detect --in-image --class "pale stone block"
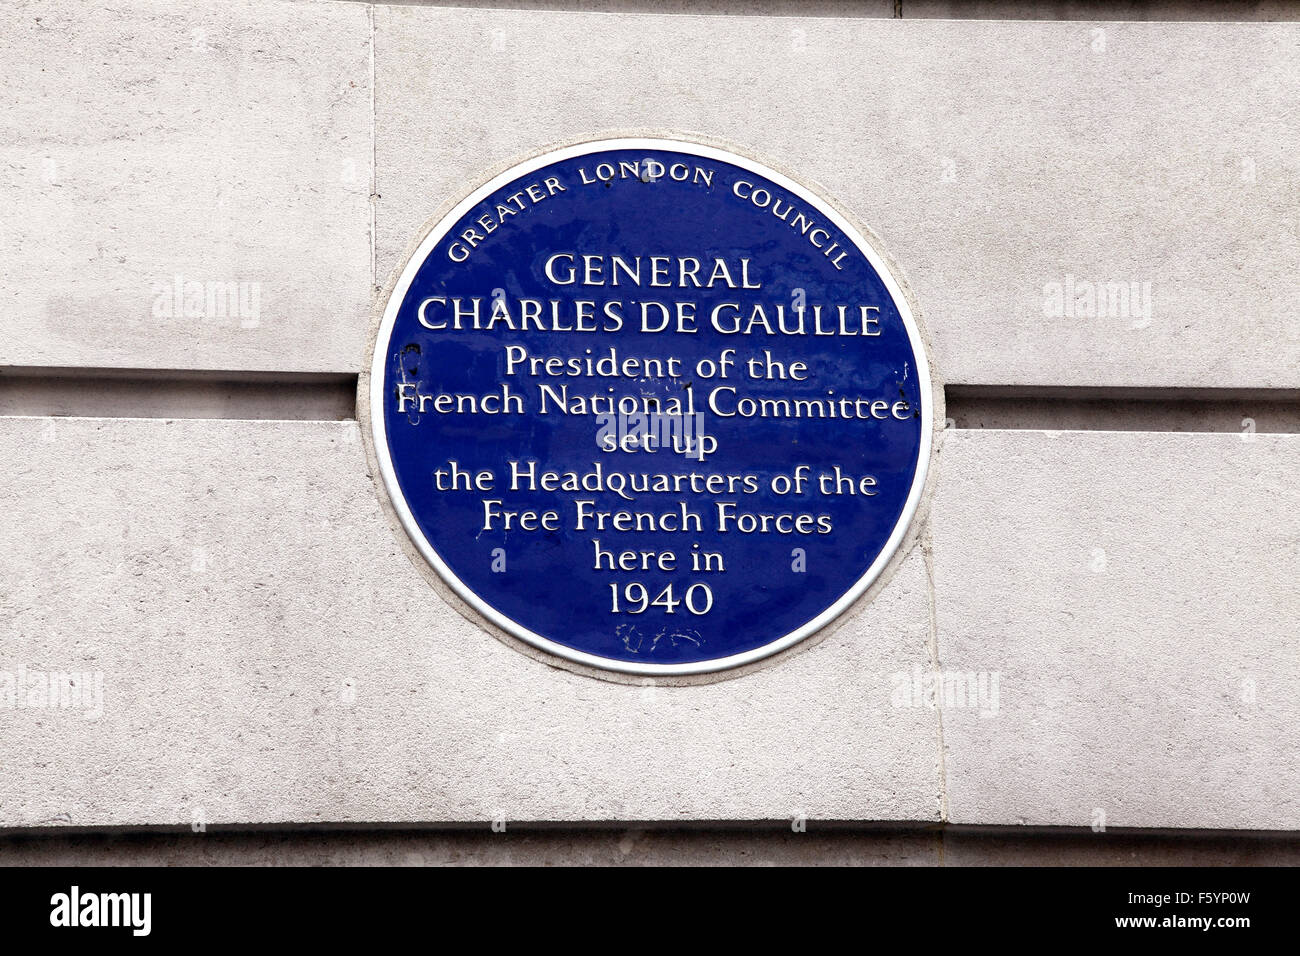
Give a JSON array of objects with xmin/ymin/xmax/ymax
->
[
  {"xmin": 0, "ymin": 0, "xmax": 372, "ymax": 372},
  {"xmin": 933, "ymin": 429, "xmax": 1300, "ymax": 830},
  {"xmin": 0, "ymin": 416, "xmax": 940, "ymax": 828},
  {"xmin": 375, "ymin": 9, "xmax": 1300, "ymax": 388}
]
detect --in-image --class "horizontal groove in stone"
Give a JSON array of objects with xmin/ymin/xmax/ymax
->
[
  {"xmin": 5, "ymin": 370, "xmax": 1299, "ymax": 433},
  {"xmin": 348, "ymin": 0, "xmax": 1300, "ymax": 21},
  {"xmin": 0, "ymin": 368, "xmax": 357, "ymax": 422},
  {"xmin": 946, "ymin": 385, "xmax": 1300, "ymax": 433},
  {"xmin": 0, "ymin": 824, "xmax": 1295, "ymax": 866}
]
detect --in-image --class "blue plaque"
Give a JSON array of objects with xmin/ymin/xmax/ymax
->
[{"xmin": 365, "ymin": 138, "xmax": 935, "ymax": 676}]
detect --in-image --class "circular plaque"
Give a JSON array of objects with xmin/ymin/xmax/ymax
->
[{"xmin": 365, "ymin": 137, "xmax": 935, "ymax": 676}]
